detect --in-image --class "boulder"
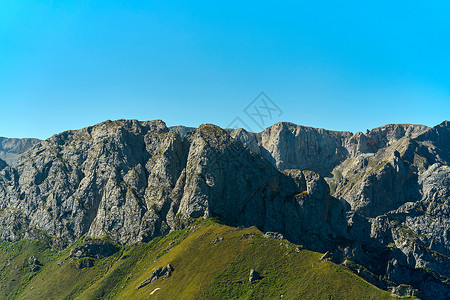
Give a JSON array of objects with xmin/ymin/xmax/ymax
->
[
  {"xmin": 249, "ymin": 269, "xmax": 260, "ymax": 282},
  {"xmin": 76, "ymin": 258, "xmax": 94, "ymax": 269},
  {"xmin": 137, "ymin": 264, "xmax": 173, "ymax": 289}
]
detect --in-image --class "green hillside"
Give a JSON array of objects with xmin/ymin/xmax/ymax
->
[{"xmin": 0, "ymin": 219, "xmax": 410, "ymax": 299}]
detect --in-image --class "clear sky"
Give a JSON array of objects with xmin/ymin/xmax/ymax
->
[{"xmin": 1, "ymin": 1, "xmax": 449, "ymax": 139}]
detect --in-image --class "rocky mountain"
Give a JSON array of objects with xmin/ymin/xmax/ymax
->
[
  {"xmin": 0, "ymin": 119, "xmax": 449, "ymax": 299},
  {"xmin": 231, "ymin": 121, "xmax": 450, "ymax": 299},
  {"xmin": 0, "ymin": 120, "xmax": 345, "ymax": 251},
  {"xmin": 231, "ymin": 122, "xmax": 353, "ymax": 176},
  {"xmin": 0, "ymin": 137, "xmax": 40, "ymax": 166}
]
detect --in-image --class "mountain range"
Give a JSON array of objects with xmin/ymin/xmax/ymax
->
[{"xmin": 0, "ymin": 119, "xmax": 449, "ymax": 299}]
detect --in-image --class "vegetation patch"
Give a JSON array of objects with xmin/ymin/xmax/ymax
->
[{"xmin": 0, "ymin": 219, "xmax": 405, "ymax": 299}]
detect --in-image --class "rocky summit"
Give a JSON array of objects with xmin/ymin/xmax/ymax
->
[{"xmin": 0, "ymin": 119, "xmax": 449, "ymax": 299}]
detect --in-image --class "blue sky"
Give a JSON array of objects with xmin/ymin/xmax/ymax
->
[{"xmin": 1, "ymin": 1, "xmax": 449, "ymax": 139}]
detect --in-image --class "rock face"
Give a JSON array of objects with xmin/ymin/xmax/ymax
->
[
  {"xmin": 0, "ymin": 120, "xmax": 344, "ymax": 253},
  {"xmin": 330, "ymin": 122, "xmax": 450, "ymax": 300},
  {"xmin": 69, "ymin": 239, "xmax": 119, "ymax": 259},
  {"xmin": 0, "ymin": 119, "xmax": 449, "ymax": 299},
  {"xmin": 391, "ymin": 284, "xmax": 422, "ymax": 298},
  {"xmin": 0, "ymin": 158, "xmax": 7, "ymax": 171},
  {"xmin": 231, "ymin": 123, "xmax": 352, "ymax": 176},
  {"xmin": 0, "ymin": 137, "xmax": 40, "ymax": 166}
]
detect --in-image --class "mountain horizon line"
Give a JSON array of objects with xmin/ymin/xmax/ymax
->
[{"xmin": 2, "ymin": 119, "xmax": 448, "ymax": 141}]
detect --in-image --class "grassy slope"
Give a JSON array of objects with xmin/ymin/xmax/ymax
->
[
  {"xmin": 0, "ymin": 220, "xmax": 406, "ymax": 300},
  {"xmin": 0, "ymin": 239, "xmax": 58, "ymax": 299}
]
